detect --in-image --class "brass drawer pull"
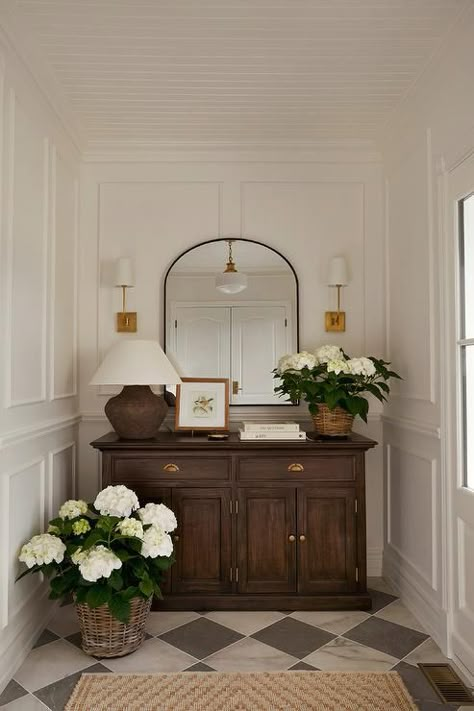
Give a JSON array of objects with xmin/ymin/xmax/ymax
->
[
  {"xmin": 299, "ymin": 534, "xmax": 306, "ymax": 542},
  {"xmin": 288, "ymin": 535, "xmax": 296, "ymax": 542},
  {"xmin": 163, "ymin": 463, "xmax": 180, "ymax": 472},
  {"xmin": 288, "ymin": 463, "xmax": 304, "ymax": 473},
  {"xmin": 173, "ymin": 535, "xmax": 180, "ymax": 542}
]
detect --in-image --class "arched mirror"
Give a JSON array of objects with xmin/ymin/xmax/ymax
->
[{"xmin": 164, "ymin": 238, "xmax": 299, "ymax": 405}]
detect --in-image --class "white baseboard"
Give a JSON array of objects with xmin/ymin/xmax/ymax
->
[
  {"xmin": 0, "ymin": 589, "xmax": 57, "ymax": 694},
  {"xmin": 383, "ymin": 546, "xmax": 448, "ymax": 654},
  {"xmin": 367, "ymin": 547, "xmax": 383, "ymax": 577}
]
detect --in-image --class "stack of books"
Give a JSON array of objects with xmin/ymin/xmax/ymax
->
[{"xmin": 238, "ymin": 421, "xmax": 306, "ymax": 441}]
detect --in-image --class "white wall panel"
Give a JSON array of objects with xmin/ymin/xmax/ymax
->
[
  {"xmin": 49, "ymin": 443, "xmax": 75, "ymax": 519},
  {"xmin": 387, "ymin": 444, "xmax": 437, "ymax": 589},
  {"xmin": 5, "ymin": 92, "xmax": 48, "ymax": 408},
  {"xmin": 50, "ymin": 148, "xmax": 78, "ymax": 400},
  {"xmin": 5, "ymin": 459, "xmax": 44, "ymax": 625}
]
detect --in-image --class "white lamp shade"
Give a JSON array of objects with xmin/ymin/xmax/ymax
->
[
  {"xmin": 215, "ymin": 271, "xmax": 248, "ymax": 294},
  {"xmin": 114, "ymin": 257, "xmax": 134, "ymax": 287},
  {"xmin": 90, "ymin": 340, "xmax": 181, "ymax": 386},
  {"xmin": 327, "ymin": 256, "xmax": 349, "ymax": 286}
]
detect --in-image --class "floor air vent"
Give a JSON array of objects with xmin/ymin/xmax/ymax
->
[{"xmin": 418, "ymin": 663, "xmax": 474, "ymax": 705}]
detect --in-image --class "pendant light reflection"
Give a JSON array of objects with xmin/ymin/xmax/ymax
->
[{"xmin": 215, "ymin": 240, "xmax": 248, "ymax": 294}]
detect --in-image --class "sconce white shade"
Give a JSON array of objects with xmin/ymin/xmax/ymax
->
[
  {"xmin": 114, "ymin": 257, "xmax": 134, "ymax": 287},
  {"xmin": 90, "ymin": 339, "xmax": 181, "ymax": 386},
  {"xmin": 215, "ymin": 271, "xmax": 248, "ymax": 294},
  {"xmin": 327, "ymin": 256, "xmax": 349, "ymax": 286}
]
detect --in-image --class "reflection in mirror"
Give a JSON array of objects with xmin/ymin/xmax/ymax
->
[{"xmin": 165, "ymin": 239, "xmax": 298, "ymax": 405}]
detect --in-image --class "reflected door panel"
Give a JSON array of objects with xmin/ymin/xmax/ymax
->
[{"xmin": 171, "ymin": 306, "xmax": 231, "ymax": 379}]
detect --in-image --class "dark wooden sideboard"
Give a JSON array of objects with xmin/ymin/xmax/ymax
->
[{"xmin": 91, "ymin": 431, "xmax": 377, "ymax": 611}]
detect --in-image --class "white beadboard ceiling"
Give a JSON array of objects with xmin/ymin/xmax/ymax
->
[{"xmin": 4, "ymin": 0, "xmax": 470, "ymax": 152}]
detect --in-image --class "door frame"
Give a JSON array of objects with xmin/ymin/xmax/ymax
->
[{"xmin": 441, "ymin": 150, "xmax": 474, "ymax": 680}]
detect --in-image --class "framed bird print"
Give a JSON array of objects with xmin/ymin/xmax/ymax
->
[{"xmin": 174, "ymin": 378, "xmax": 229, "ymax": 431}]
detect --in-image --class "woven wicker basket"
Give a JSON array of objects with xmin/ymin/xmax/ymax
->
[
  {"xmin": 312, "ymin": 404, "xmax": 354, "ymax": 437},
  {"xmin": 75, "ymin": 596, "xmax": 152, "ymax": 658}
]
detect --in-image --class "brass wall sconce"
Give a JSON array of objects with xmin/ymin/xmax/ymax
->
[
  {"xmin": 115, "ymin": 257, "xmax": 137, "ymax": 332},
  {"xmin": 325, "ymin": 256, "xmax": 349, "ymax": 332}
]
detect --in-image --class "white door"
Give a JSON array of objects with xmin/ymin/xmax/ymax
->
[
  {"xmin": 231, "ymin": 306, "xmax": 290, "ymax": 405},
  {"xmin": 446, "ymin": 154, "xmax": 474, "ymax": 675},
  {"xmin": 170, "ymin": 306, "xmax": 231, "ymax": 378}
]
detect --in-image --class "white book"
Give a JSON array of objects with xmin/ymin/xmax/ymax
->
[
  {"xmin": 239, "ymin": 429, "xmax": 306, "ymax": 441},
  {"xmin": 241, "ymin": 421, "xmax": 300, "ymax": 433}
]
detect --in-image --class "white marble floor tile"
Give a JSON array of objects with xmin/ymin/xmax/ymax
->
[
  {"xmin": 46, "ymin": 605, "xmax": 79, "ymax": 638},
  {"xmin": 13, "ymin": 640, "xmax": 93, "ymax": 692},
  {"xmin": 204, "ymin": 611, "xmax": 285, "ymax": 636},
  {"xmin": 204, "ymin": 637, "xmax": 297, "ymax": 672},
  {"xmin": 102, "ymin": 637, "xmax": 197, "ymax": 674},
  {"xmin": 367, "ymin": 577, "xmax": 397, "ymax": 595},
  {"xmin": 289, "ymin": 610, "xmax": 370, "ymax": 635},
  {"xmin": 403, "ymin": 638, "xmax": 451, "ymax": 666},
  {"xmin": 146, "ymin": 611, "xmax": 201, "ymax": 636},
  {"xmin": 1, "ymin": 694, "xmax": 48, "ymax": 710},
  {"xmin": 304, "ymin": 637, "xmax": 398, "ymax": 672},
  {"xmin": 375, "ymin": 600, "xmax": 426, "ymax": 633}
]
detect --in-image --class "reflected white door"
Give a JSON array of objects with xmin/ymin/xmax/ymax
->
[
  {"xmin": 231, "ymin": 306, "xmax": 290, "ymax": 405},
  {"xmin": 171, "ymin": 306, "xmax": 231, "ymax": 378},
  {"xmin": 446, "ymin": 154, "xmax": 474, "ymax": 676}
]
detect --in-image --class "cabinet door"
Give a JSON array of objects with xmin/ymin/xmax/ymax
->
[
  {"xmin": 237, "ymin": 488, "xmax": 296, "ymax": 593},
  {"xmin": 171, "ymin": 488, "xmax": 232, "ymax": 594},
  {"xmin": 297, "ymin": 488, "xmax": 357, "ymax": 594}
]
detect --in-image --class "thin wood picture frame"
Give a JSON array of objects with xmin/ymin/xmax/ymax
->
[{"xmin": 175, "ymin": 377, "xmax": 230, "ymax": 431}]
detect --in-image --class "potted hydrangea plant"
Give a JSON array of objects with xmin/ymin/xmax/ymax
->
[
  {"xmin": 17, "ymin": 485, "xmax": 176, "ymax": 657},
  {"xmin": 274, "ymin": 344, "xmax": 400, "ymax": 436}
]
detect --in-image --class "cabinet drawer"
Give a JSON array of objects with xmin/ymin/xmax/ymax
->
[
  {"xmin": 111, "ymin": 456, "xmax": 230, "ymax": 482},
  {"xmin": 238, "ymin": 456, "xmax": 355, "ymax": 481}
]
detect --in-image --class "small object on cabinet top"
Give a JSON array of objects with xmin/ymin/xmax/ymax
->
[{"xmin": 208, "ymin": 432, "xmax": 230, "ymax": 441}]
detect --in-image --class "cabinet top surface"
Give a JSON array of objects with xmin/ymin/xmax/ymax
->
[{"xmin": 91, "ymin": 430, "xmax": 377, "ymax": 451}]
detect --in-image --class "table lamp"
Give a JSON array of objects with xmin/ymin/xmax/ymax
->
[{"xmin": 90, "ymin": 340, "xmax": 182, "ymax": 439}]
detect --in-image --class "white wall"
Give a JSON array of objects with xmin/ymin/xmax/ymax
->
[
  {"xmin": 78, "ymin": 150, "xmax": 386, "ymax": 576},
  {"xmin": 0, "ymin": 30, "xmax": 80, "ymax": 691},
  {"xmin": 381, "ymin": 4, "xmax": 474, "ymax": 678}
]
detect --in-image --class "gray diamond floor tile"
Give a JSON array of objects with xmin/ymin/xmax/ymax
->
[
  {"xmin": 0, "ymin": 695, "xmax": 48, "ymax": 710},
  {"xmin": 414, "ymin": 701, "xmax": 461, "ymax": 710},
  {"xmin": 392, "ymin": 661, "xmax": 443, "ymax": 705},
  {"xmin": 159, "ymin": 617, "xmax": 243, "ymax": 659},
  {"xmin": 368, "ymin": 588, "xmax": 399, "ymax": 613},
  {"xmin": 251, "ymin": 617, "xmax": 336, "ymax": 659},
  {"xmin": 288, "ymin": 661, "xmax": 320, "ymax": 670},
  {"xmin": 33, "ymin": 663, "xmax": 110, "ymax": 711},
  {"xmin": 184, "ymin": 662, "xmax": 216, "ymax": 672},
  {"xmin": 344, "ymin": 616, "xmax": 429, "ymax": 659},
  {"xmin": 33, "ymin": 630, "xmax": 60, "ymax": 649},
  {"xmin": 0, "ymin": 680, "xmax": 28, "ymax": 706}
]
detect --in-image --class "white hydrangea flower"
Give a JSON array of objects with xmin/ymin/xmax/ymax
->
[
  {"xmin": 94, "ymin": 485, "xmax": 139, "ymax": 518},
  {"xmin": 315, "ymin": 345, "xmax": 344, "ymax": 364},
  {"xmin": 277, "ymin": 351, "xmax": 317, "ymax": 373},
  {"xmin": 326, "ymin": 358, "xmax": 350, "ymax": 375},
  {"xmin": 347, "ymin": 357, "xmax": 376, "ymax": 377},
  {"xmin": 138, "ymin": 503, "xmax": 177, "ymax": 533},
  {"xmin": 58, "ymin": 499, "xmax": 88, "ymax": 520},
  {"xmin": 141, "ymin": 525, "xmax": 173, "ymax": 559},
  {"xmin": 116, "ymin": 517, "xmax": 144, "ymax": 540},
  {"xmin": 19, "ymin": 534, "xmax": 66, "ymax": 568},
  {"xmin": 77, "ymin": 545, "xmax": 122, "ymax": 582},
  {"xmin": 71, "ymin": 547, "xmax": 87, "ymax": 565}
]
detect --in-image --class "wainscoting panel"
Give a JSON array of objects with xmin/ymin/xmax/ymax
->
[
  {"xmin": 48, "ymin": 442, "xmax": 76, "ymax": 519},
  {"xmin": 5, "ymin": 91, "xmax": 48, "ymax": 408},
  {"xmin": 5, "ymin": 459, "xmax": 45, "ymax": 627},
  {"xmin": 50, "ymin": 147, "xmax": 78, "ymax": 401}
]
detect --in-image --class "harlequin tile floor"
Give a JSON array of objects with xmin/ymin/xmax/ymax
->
[{"xmin": 1, "ymin": 579, "xmax": 471, "ymax": 711}]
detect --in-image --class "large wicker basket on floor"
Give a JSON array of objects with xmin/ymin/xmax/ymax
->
[
  {"xmin": 75, "ymin": 596, "xmax": 152, "ymax": 658},
  {"xmin": 312, "ymin": 404, "xmax": 354, "ymax": 436}
]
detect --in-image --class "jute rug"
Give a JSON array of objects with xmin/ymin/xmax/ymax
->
[{"xmin": 65, "ymin": 671, "xmax": 418, "ymax": 710}]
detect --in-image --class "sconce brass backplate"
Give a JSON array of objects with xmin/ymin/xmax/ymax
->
[
  {"xmin": 325, "ymin": 311, "xmax": 346, "ymax": 332},
  {"xmin": 117, "ymin": 312, "xmax": 137, "ymax": 332}
]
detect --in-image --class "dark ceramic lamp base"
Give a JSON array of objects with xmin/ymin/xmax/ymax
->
[{"xmin": 105, "ymin": 385, "xmax": 168, "ymax": 439}]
